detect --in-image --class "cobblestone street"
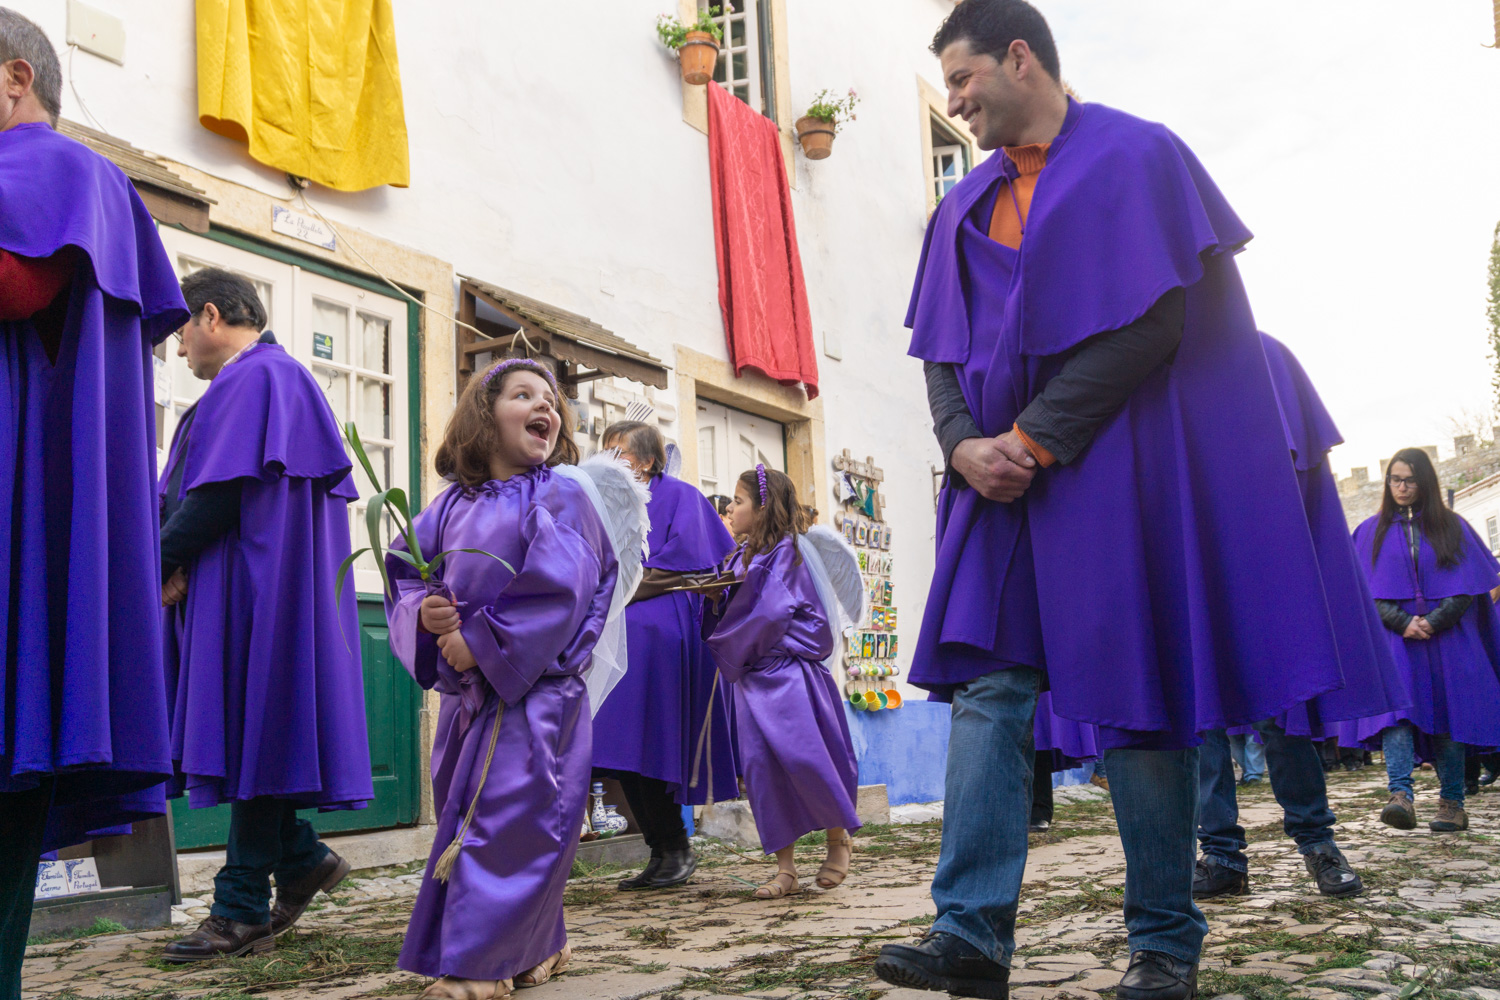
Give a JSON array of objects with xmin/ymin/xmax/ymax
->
[{"xmin": 22, "ymin": 768, "xmax": 1500, "ymax": 1000}]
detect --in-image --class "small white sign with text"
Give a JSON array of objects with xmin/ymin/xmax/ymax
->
[
  {"xmin": 271, "ymin": 206, "xmax": 337, "ymax": 251},
  {"xmin": 34, "ymin": 858, "xmax": 103, "ymax": 899}
]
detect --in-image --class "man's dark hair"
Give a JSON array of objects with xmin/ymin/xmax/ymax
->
[
  {"xmin": 601, "ymin": 420, "xmax": 667, "ymax": 478},
  {"xmin": 931, "ymin": 0, "xmax": 1061, "ymax": 82},
  {"xmin": 0, "ymin": 8, "xmax": 63, "ymax": 123},
  {"xmin": 181, "ymin": 268, "xmax": 268, "ymax": 331}
]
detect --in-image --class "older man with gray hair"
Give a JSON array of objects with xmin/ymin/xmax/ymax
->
[{"xmin": 0, "ymin": 10, "xmax": 186, "ymax": 998}]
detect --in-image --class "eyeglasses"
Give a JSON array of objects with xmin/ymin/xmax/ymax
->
[{"xmin": 1387, "ymin": 476, "xmax": 1418, "ymax": 488}]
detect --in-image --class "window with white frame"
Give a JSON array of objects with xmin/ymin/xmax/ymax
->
[
  {"xmin": 703, "ymin": 0, "xmax": 776, "ymax": 120},
  {"xmin": 931, "ymin": 115, "xmax": 972, "ymax": 206},
  {"xmin": 1488, "ymin": 515, "xmax": 1498, "ymax": 554}
]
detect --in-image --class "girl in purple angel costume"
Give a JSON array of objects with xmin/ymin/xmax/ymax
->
[
  {"xmin": 384, "ymin": 358, "xmax": 647, "ymax": 1000},
  {"xmin": 704, "ymin": 466, "xmax": 865, "ymax": 899}
]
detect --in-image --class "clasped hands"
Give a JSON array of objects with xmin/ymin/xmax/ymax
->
[
  {"xmin": 420, "ymin": 594, "xmax": 479, "ymax": 672},
  {"xmin": 951, "ymin": 430, "xmax": 1038, "ymax": 503},
  {"xmin": 1402, "ymin": 617, "xmax": 1434, "ymax": 641}
]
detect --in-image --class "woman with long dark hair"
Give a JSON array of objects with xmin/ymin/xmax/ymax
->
[{"xmin": 1348, "ymin": 448, "xmax": 1500, "ymax": 834}]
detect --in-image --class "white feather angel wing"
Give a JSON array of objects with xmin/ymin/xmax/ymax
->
[
  {"xmin": 796, "ymin": 525, "xmax": 866, "ymax": 649},
  {"xmin": 554, "ymin": 455, "xmax": 651, "ymax": 715}
]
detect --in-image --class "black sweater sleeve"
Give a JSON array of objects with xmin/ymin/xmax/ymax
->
[
  {"xmin": 924, "ymin": 361, "xmax": 982, "ymax": 468},
  {"xmin": 1015, "ymin": 287, "xmax": 1186, "ymax": 465},
  {"xmin": 1375, "ymin": 599, "xmax": 1414, "ymax": 634},
  {"xmin": 1422, "ymin": 594, "xmax": 1473, "ymax": 633},
  {"xmin": 160, "ymin": 480, "xmax": 243, "ymax": 582}
]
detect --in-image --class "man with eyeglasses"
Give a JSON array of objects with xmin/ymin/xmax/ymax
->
[
  {"xmin": 0, "ymin": 11, "xmax": 185, "ymax": 997},
  {"xmin": 159, "ymin": 268, "xmax": 372, "ymax": 963}
]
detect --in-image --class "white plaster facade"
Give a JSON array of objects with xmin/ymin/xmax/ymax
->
[{"xmin": 1454, "ymin": 474, "xmax": 1500, "ymax": 557}]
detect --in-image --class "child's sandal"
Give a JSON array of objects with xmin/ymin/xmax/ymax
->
[
  {"xmin": 753, "ymin": 871, "xmax": 802, "ymax": 899},
  {"xmin": 420, "ymin": 977, "xmax": 514, "ymax": 1000},
  {"xmin": 515, "ymin": 944, "xmax": 571, "ymax": 988},
  {"xmin": 815, "ymin": 834, "xmax": 853, "ymax": 889}
]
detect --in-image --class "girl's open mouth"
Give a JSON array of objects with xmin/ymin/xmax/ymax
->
[{"xmin": 526, "ymin": 417, "xmax": 550, "ymax": 442}]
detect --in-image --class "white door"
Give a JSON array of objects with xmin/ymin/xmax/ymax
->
[
  {"xmin": 696, "ymin": 399, "xmax": 785, "ymax": 500},
  {"xmin": 154, "ymin": 229, "xmax": 409, "ymax": 595}
]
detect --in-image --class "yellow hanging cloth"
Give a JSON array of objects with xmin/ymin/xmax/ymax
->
[{"xmin": 196, "ymin": 0, "xmax": 410, "ymax": 191}]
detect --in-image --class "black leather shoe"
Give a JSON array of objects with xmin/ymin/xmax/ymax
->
[
  {"xmin": 269, "ymin": 850, "xmax": 350, "ymax": 936},
  {"xmin": 1480, "ymin": 768, "xmax": 1498, "ymax": 787},
  {"xmin": 1116, "ymin": 951, "xmax": 1198, "ymax": 999},
  {"xmin": 617, "ymin": 855, "xmax": 664, "ymax": 890},
  {"xmin": 874, "ymin": 931, "xmax": 1010, "ymax": 999},
  {"xmin": 1191, "ymin": 857, "xmax": 1248, "ymax": 899},
  {"xmin": 162, "ymin": 915, "xmax": 275, "ymax": 962},
  {"xmin": 1303, "ymin": 843, "xmax": 1362, "ymax": 897},
  {"xmin": 1028, "ymin": 814, "xmax": 1051, "ymax": 833},
  {"xmin": 631, "ymin": 847, "xmax": 696, "ymax": 889}
]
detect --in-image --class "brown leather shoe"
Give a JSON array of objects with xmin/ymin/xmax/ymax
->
[
  {"xmin": 1430, "ymin": 798, "xmax": 1469, "ymax": 832},
  {"xmin": 162, "ymin": 915, "xmax": 274, "ymax": 962},
  {"xmin": 269, "ymin": 850, "xmax": 351, "ymax": 936},
  {"xmin": 1380, "ymin": 791, "xmax": 1417, "ymax": 830}
]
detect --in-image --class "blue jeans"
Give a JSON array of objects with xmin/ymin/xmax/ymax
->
[
  {"xmin": 1198, "ymin": 721, "xmax": 1337, "ymax": 872},
  {"xmin": 1227, "ymin": 732, "xmax": 1266, "ymax": 781},
  {"xmin": 211, "ymin": 798, "xmax": 330, "ymax": 925},
  {"xmin": 1382, "ymin": 725, "xmax": 1468, "ymax": 805},
  {"xmin": 931, "ymin": 667, "xmax": 1207, "ymax": 966}
]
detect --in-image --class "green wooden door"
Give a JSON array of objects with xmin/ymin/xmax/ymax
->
[{"xmin": 171, "ymin": 599, "xmax": 421, "ymax": 849}]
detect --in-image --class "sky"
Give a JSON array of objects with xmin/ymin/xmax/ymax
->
[{"xmin": 1039, "ymin": 0, "xmax": 1500, "ymax": 478}]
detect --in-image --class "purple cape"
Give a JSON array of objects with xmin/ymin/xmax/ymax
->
[
  {"xmin": 385, "ymin": 469, "xmax": 618, "ymax": 980},
  {"xmin": 592, "ymin": 474, "xmax": 739, "ymax": 803},
  {"xmin": 160, "ymin": 343, "xmax": 372, "ymax": 810},
  {"xmin": 907, "ymin": 100, "xmax": 1344, "ymax": 744},
  {"xmin": 704, "ymin": 539, "xmax": 861, "ymax": 854},
  {"xmin": 1034, "ymin": 691, "xmax": 1100, "ymax": 770},
  {"xmin": 1341, "ymin": 513, "xmax": 1500, "ymax": 746},
  {"xmin": 1259, "ymin": 334, "xmax": 1407, "ymax": 736},
  {"xmin": 0, "ymin": 123, "xmax": 185, "ymax": 850}
]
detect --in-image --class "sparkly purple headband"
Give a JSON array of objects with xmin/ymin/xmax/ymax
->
[
  {"xmin": 755, "ymin": 463, "xmax": 768, "ymax": 506},
  {"xmin": 479, "ymin": 357, "xmax": 558, "ymax": 393}
]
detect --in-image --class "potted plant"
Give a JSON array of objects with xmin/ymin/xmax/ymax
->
[
  {"xmin": 796, "ymin": 88, "xmax": 859, "ymax": 160},
  {"xmin": 656, "ymin": 8, "xmax": 724, "ymax": 86}
]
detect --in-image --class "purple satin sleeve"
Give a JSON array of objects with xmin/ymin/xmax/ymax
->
[
  {"xmin": 705, "ymin": 561, "xmax": 799, "ymax": 684},
  {"xmin": 458, "ymin": 503, "xmax": 606, "ymax": 707},
  {"xmin": 388, "ymin": 579, "xmax": 444, "ymax": 690}
]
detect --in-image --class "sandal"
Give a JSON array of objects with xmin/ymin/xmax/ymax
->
[
  {"xmin": 420, "ymin": 976, "xmax": 514, "ymax": 1000},
  {"xmin": 753, "ymin": 870, "xmax": 802, "ymax": 899},
  {"xmin": 816, "ymin": 834, "xmax": 852, "ymax": 889},
  {"xmin": 515, "ymin": 944, "xmax": 572, "ymax": 988}
]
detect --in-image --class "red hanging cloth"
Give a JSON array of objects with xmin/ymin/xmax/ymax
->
[{"xmin": 706, "ymin": 83, "xmax": 819, "ymax": 399}]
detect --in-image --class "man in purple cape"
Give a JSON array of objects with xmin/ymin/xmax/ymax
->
[
  {"xmin": 0, "ymin": 13, "xmax": 184, "ymax": 995},
  {"xmin": 159, "ymin": 269, "xmax": 372, "ymax": 962},
  {"xmin": 591, "ymin": 422, "xmax": 739, "ymax": 890},
  {"xmin": 875, "ymin": 4, "xmax": 1352, "ymax": 999},
  {"xmin": 1194, "ymin": 334, "xmax": 1407, "ymax": 902}
]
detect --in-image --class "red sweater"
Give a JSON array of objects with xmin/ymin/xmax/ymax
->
[{"xmin": 0, "ymin": 247, "xmax": 75, "ymax": 320}]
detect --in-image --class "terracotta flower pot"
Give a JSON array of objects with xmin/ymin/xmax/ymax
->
[
  {"xmin": 679, "ymin": 31, "xmax": 719, "ymax": 86},
  {"xmin": 795, "ymin": 116, "xmax": 837, "ymax": 160}
]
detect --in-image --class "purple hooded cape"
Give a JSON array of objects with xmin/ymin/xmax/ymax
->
[
  {"xmin": 592, "ymin": 474, "xmax": 739, "ymax": 803},
  {"xmin": 1340, "ymin": 513, "xmax": 1500, "ymax": 747},
  {"xmin": 1256, "ymin": 334, "xmax": 1407, "ymax": 737},
  {"xmin": 0, "ymin": 123, "xmax": 185, "ymax": 850},
  {"xmin": 704, "ymin": 539, "xmax": 861, "ymax": 854},
  {"xmin": 385, "ymin": 468, "xmax": 617, "ymax": 980},
  {"xmin": 908, "ymin": 100, "xmax": 1344, "ymax": 747},
  {"xmin": 160, "ymin": 343, "xmax": 372, "ymax": 810}
]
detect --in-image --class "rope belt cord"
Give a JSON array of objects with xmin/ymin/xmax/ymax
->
[
  {"xmin": 433, "ymin": 700, "xmax": 505, "ymax": 883},
  {"xmin": 688, "ymin": 670, "xmax": 721, "ymax": 812}
]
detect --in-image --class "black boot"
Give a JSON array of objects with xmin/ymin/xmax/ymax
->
[
  {"xmin": 633, "ymin": 847, "xmax": 697, "ymax": 889},
  {"xmin": 1191, "ymin": 857, "xmax": 1248, "ymax": 899},
  {"xmin": 1302, "ymin": 843, "xmax": 1362, "ymax": 897},
  {"xmin": 617, "ymin": 855, "xmax": 664, "ymax": 891},
  {"xmin": 875, "ymin": 931, "xmax": 1010, "ymax": 999},
  {"xmin": 1116, "ymin": 951, "xmax": 1197, "ymax": 1000}
]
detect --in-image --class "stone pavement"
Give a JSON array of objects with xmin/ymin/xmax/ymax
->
[{"xmin": 21, "ymin": 767, "xmax": 1500, "ymax": 1000}]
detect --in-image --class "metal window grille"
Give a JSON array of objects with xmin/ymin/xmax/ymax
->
[{"xmin": 704, "ymin": 0, "xmax": 772, "ymax": 118}]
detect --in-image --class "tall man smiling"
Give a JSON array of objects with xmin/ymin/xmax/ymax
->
[{"xmin": 876, "ymin": 3, "xmax": 1354, "ymax": 998}]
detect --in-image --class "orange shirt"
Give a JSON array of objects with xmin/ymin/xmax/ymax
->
[{"xmin": 987, "ymin": 143, "xmax": 1049, "ymax": 249}]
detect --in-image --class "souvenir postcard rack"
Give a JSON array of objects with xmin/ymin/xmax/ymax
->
[{"xmin": 832, "ymin": 450, "xmax": 903, "ymax": 711}]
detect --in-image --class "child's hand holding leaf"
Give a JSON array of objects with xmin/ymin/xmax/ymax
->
[
  {"xmin": 436, "ymin": 630, "xmax": 478, "ymax": 672},
  {"xmin": 420, "ymin": 594, "xmax": 461, "ymax": 635}
]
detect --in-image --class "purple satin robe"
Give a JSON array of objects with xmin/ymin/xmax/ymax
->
[
  {"xmin": 907, "ymin": 99, "xmax": 1345, "ymax": 748},
  {"xmin": 1340, "ymin": 513, "xmax": 1500, "ymax": 748},
  {"xmin": 1257, "ymin": 334, "xmax": 1408, "ymax": 737},
  {"xmin": 592, "ymin": 474, "xmax": 739, "ymax": 802},
  {"xmin": 386, "ymin": 467, "xmax": 617, "ymax": 981},
  {"xmin": 705, "ymin": 539, "xmax": 861, "ymax": 854},
  {"xmin": 0, "ymin": 123, "xmax": 186, "ymax": 849},
  {"xmin": 160, "ymin": 343, "xmax": 372, "ymax": 810}
]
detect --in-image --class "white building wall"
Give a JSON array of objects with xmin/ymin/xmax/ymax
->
[
  {"xmin": 12, "ymin": 0, "xmax": 962, "ymax": 696},
  {"xmin": 1455, "ymin": 479, "xmax": 1500, "ymax": 557}
]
